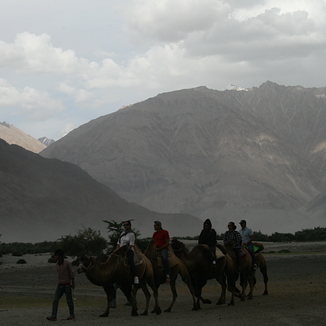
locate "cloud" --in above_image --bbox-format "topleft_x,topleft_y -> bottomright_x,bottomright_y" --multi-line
125,0 -> 230,42
0,32 -> 94,75
1,0 -> 326,139
58,82 -> 94,103
0,79 -> 65,120
61,122 -> 76,137
124,0 -> 326,65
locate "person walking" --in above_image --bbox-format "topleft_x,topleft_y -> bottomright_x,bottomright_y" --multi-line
239,220 -> 257,269
152,221 -> 170,283
47,249 -> 75,321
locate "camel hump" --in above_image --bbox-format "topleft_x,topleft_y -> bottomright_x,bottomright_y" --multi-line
167,252 -> 179,269
215,247 -> 225,259
216,243 -> 227,255
133,245 -> 145,265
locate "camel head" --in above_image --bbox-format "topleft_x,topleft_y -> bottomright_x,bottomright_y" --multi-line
171,238 -> 186,252
77,255 -> 96,274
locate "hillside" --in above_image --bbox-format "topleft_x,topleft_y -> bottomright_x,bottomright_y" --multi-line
0,122 -> 46,153
41,82 -> 326,234
0,139 -> 202,243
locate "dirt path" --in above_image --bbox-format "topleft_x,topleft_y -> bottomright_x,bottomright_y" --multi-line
0,244 -> 326,325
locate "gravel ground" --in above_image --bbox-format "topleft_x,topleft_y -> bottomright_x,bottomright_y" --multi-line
0,242 -> 325,325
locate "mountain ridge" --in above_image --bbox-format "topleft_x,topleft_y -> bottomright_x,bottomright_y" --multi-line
0,121 -> 46,153
41,82 -> 326,233
0,139 -> 202,243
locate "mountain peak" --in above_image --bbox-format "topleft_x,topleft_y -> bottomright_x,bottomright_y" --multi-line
225,84 -> 249,91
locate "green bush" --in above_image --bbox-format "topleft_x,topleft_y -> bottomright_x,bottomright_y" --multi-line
57,227 -> 107,258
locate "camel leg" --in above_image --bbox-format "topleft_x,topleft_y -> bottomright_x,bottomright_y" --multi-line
197,272 -> 212,305
246,271 -> 255,300
216,273 -> 227,305
131,284 -> 140,316
260,266 -> 269,295
101,285 -> 115,317
226,273 -> 236,305
147,277 -> 161,315
179,269 -> 199,311
139,283 -> 151,316
120,285 -> 137,316
164,275 -> 178,312
200,296 -> 212,304
239,273 -> 248,301
191,278 -> 203,310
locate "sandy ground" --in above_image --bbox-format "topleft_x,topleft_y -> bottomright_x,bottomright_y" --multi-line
0,242 -> 325,326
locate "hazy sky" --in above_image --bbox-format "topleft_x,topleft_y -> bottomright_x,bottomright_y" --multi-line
1,0 -> 326,140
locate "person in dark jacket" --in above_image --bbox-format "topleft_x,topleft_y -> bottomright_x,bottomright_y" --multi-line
198,219 -> 217,263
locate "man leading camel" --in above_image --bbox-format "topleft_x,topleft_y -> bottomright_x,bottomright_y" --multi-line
47,249 -> 75,321
152,221 -> 170,283
239,220 -> 257,269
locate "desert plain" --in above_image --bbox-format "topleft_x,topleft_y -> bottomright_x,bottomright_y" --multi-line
0,241 -> 325,326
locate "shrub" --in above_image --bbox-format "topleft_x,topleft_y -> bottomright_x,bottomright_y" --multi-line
48,256 -> 57,263
12,252 -> 23,257
57,227 -> 107,258
16,259 -> 27,264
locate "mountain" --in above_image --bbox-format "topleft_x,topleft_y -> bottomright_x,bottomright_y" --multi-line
0,139 -> 202,243
41,82 -> 326,234
0,122 -> 46,153
38,137 -> 56,147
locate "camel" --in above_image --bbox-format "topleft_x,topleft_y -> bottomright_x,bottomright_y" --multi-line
171,239 -> 231,308
252,242 -> 269,295
77,244 -> 161,317
217,242 -> 255,302
143,239 -> 199,312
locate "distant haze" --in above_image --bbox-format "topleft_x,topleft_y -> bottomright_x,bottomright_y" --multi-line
41,82 -> 326,235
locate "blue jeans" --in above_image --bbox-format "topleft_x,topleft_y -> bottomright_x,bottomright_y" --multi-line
161,248 -> 170,275
51,284 -> 74,318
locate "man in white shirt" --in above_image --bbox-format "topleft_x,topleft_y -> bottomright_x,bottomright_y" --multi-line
117,221 -> 139,284
239,220 -> 257,269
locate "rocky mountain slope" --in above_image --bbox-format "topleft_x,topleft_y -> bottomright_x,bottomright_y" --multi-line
41,82 -> 326,234
0,122 -> 46,153
0,139 -> 202,243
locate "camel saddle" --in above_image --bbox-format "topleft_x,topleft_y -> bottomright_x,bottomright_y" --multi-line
155,249 -> 177,269
121,248 -> 143,266
241,242 -> 264,258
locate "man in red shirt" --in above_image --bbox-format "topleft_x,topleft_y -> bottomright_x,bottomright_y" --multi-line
47,249 -> 75,321
152,221 -> 170,282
